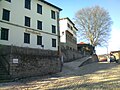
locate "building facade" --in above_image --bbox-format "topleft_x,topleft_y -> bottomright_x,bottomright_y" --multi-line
59,17 -> 78,50
77,42 -> 95,56
0,0 -> 63,79
0,0 -> 62,51
111,50 -> 120,60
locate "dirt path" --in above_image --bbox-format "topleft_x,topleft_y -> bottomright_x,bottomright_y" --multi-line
0,58 -> 120,90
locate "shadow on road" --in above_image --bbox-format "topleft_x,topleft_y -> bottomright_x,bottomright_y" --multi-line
53,78 -> 120,90
50,62 -> 120,90
0,60 -> 120,90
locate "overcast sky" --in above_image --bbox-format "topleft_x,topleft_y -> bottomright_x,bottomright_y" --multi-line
47,0 -> 120,55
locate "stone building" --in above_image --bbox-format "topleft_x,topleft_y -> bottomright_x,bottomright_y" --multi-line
77,42 -> 95,56
0,0 -> 62,79
59,17 -> 78,51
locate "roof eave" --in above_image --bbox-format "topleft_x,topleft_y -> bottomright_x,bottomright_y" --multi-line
39,0 -> 62,11
60,17 -> 78,31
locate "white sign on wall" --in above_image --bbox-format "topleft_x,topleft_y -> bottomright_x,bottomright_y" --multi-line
13,59 -> 18,63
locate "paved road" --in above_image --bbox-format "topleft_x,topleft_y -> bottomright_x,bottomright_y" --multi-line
0,58 -> 120,90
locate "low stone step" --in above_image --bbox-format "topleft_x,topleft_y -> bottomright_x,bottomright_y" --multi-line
0,75 -> 11,79
0,68 -> 5,71
0,67 -> 9,76
0,62 -> 12,82
0,65 -> 4,68
0,72 -> 8,75
0,75 -> 13,83
0,65 -> 3,67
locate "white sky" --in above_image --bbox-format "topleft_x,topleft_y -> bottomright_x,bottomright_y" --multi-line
96,27 -> 120,55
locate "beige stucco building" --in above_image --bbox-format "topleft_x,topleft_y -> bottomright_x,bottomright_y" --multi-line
111,50 -> 120,60
59,17 -> 78,50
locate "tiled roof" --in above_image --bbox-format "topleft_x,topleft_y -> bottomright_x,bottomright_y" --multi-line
78,42 -> 86,44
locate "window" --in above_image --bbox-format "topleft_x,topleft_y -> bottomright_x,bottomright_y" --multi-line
24,33 -> 30,44
52,25 -> 56,34
1,28 -> 9,41
25,16 -> 30,27
71,26 -> 73,30
25,0 -> 31,10
52,39 -> 56,47
67,23 -> 70,28
37,4 -> 42,14
5,0 -> 11,2
37,36 -> 42,45
2,9 -> 10,21
51,10 -> 56,19
37,20 -> 42,30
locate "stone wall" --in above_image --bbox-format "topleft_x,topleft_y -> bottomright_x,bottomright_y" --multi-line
61,49 -> 83,62
79,54 -> 99,67
0,45 -> 61,79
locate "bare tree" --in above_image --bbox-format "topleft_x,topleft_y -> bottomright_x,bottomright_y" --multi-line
75,6 -> 112,47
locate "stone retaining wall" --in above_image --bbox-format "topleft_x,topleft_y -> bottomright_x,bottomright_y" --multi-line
0,45 -> 61,79
61,49 -> 83,62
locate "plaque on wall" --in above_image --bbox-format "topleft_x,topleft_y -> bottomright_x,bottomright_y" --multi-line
13,59 -> 18,63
